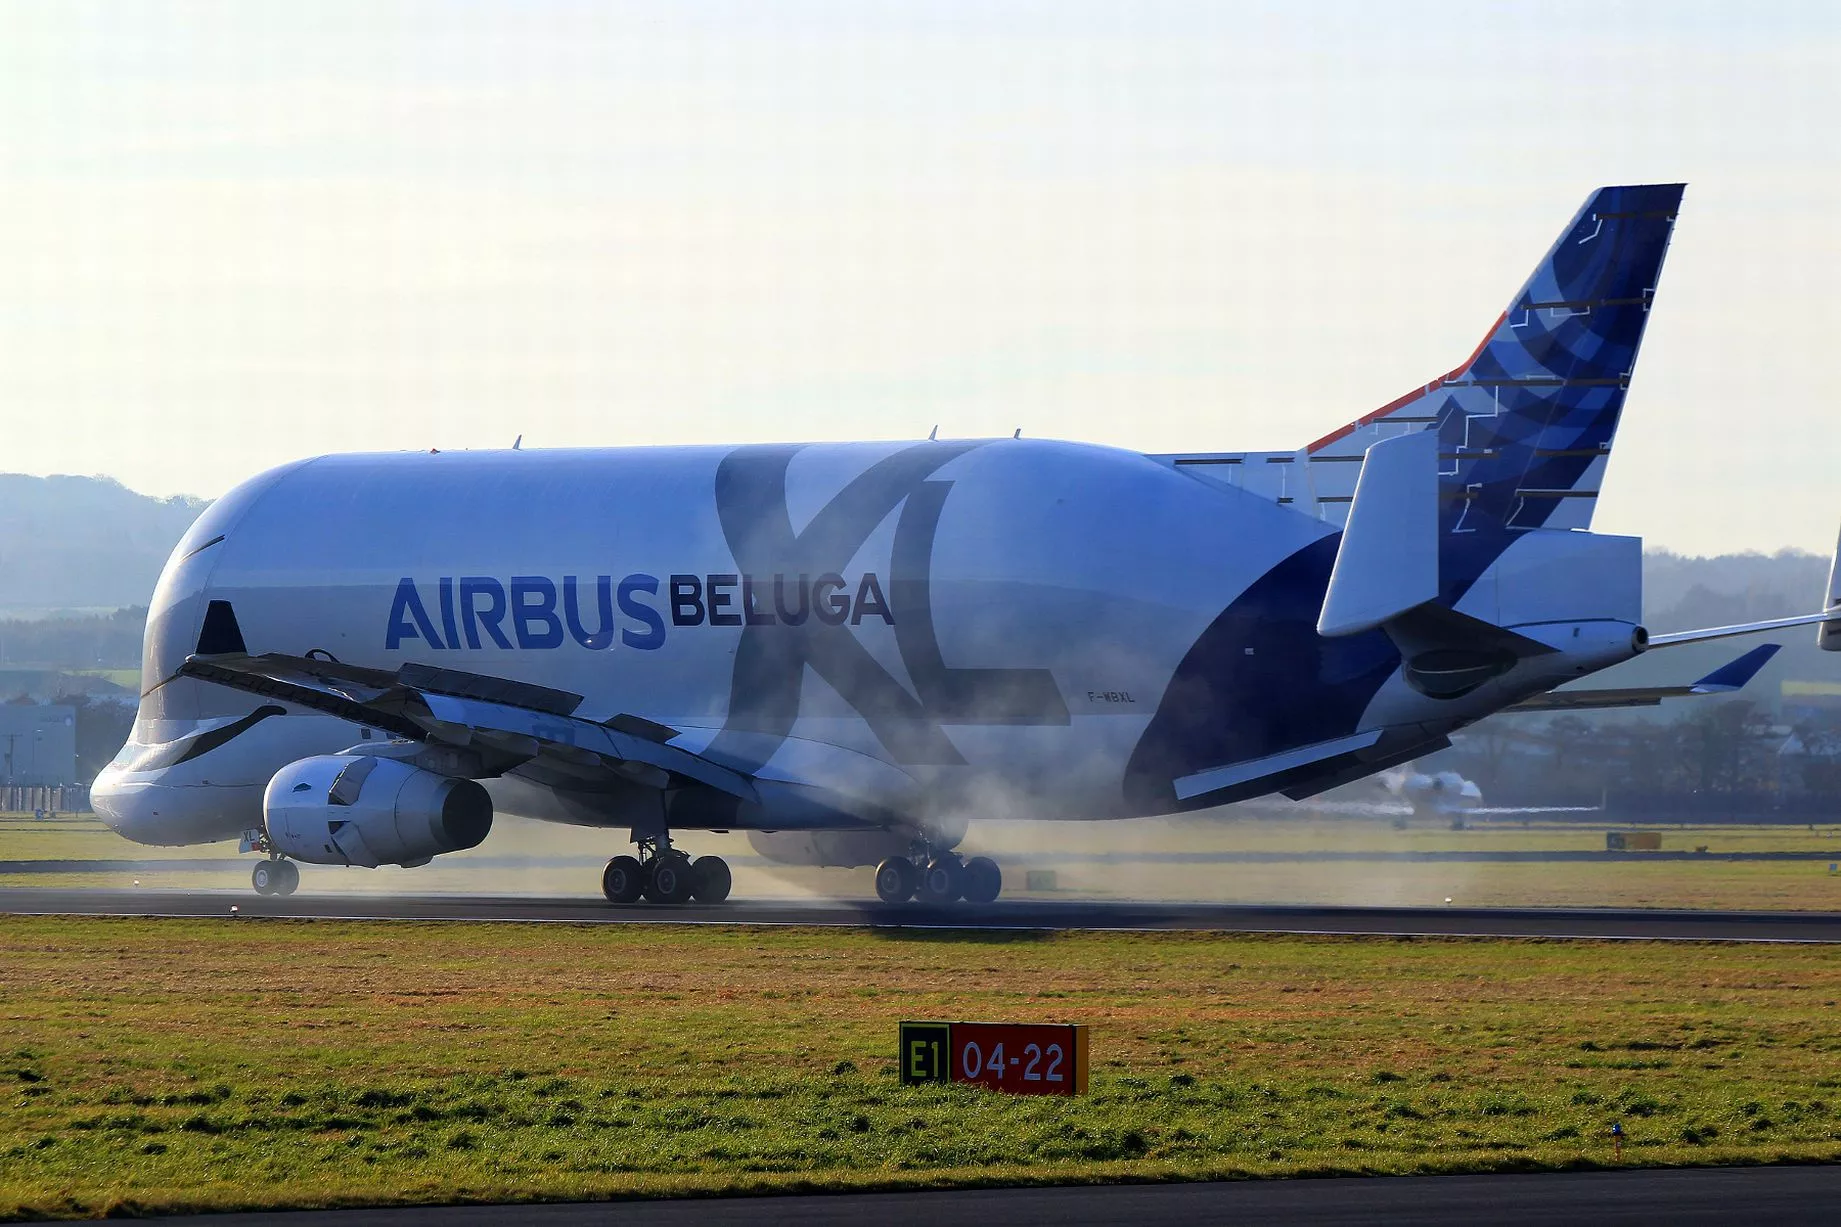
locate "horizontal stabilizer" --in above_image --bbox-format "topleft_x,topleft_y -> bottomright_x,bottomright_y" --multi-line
1502,643 -> 1781,713
1690,643 -> 1783,692
1655,520 -> 1841,651
1317,431 -> 1439,637
1648,612 -> 1841,649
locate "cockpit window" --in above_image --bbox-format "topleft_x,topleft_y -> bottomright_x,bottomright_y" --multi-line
138,458 -> 314,703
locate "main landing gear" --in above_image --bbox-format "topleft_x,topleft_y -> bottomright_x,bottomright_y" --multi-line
874,851 -> 1001,905
602,834 -> 731,906
251,857 -> 299,896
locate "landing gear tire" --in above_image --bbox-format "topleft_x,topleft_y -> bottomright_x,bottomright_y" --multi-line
271,859 -> 300,897
960,856 -> 1001,904
602,855 -> 646,904
874,856 -> 918,903
918,854 -> 964,904
690,855 -> 732,904
646,854 -> 696,905
251,861 -> 279,895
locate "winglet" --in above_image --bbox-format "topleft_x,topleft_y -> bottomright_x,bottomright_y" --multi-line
1689,643 -> 1782,694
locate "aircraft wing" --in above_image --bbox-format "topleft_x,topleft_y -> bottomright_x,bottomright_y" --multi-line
1499,643 -> 1781,713
177,652 -> 759,802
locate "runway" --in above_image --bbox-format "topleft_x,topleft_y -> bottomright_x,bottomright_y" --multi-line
132,1165 -> 1841,1226
4,886 -> 1840,941
8,845 -> 1841,876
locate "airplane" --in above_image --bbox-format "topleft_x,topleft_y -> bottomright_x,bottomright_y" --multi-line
1378,766 -> 1488,817
1241,764 -> 1492,821
1311,766 -> 1596,823
91,182 -> 1841,904
1312,644 -> 1788,821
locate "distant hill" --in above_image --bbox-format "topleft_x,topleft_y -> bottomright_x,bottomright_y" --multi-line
0,475 -> 205,615
1644,547 -> 1830,634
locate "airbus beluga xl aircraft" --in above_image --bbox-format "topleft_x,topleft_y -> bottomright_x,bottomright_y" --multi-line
94,183 -> 1841,904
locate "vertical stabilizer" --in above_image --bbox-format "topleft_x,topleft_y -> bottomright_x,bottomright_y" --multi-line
1306,184 -> 1684,550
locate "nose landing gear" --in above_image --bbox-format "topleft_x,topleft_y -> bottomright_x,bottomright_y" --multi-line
251,857 -> 299,896
243,827 -> 298,896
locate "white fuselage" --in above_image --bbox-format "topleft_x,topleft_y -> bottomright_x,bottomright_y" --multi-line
93,437 -> 1641,850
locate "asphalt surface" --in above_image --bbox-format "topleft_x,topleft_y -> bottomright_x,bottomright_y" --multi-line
138,1166 -> 1841,1225
10,846 -> 1841,875
5,887 -> 1841,940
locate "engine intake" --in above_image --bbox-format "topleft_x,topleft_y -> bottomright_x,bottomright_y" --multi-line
263,755 -> 492,868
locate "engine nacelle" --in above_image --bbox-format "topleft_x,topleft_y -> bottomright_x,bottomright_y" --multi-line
263,755 -> 493,868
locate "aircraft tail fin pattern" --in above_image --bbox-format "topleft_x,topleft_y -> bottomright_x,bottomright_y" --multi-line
1306,183 -> 1684,537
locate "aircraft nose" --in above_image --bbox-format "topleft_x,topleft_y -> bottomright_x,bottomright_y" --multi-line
92,770 -> 165,844
93,770 -> 248,847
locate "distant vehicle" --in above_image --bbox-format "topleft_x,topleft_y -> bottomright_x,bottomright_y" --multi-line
93,184 -> 1839,904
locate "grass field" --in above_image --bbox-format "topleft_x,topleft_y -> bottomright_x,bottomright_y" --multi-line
2,916 -> 1839,1219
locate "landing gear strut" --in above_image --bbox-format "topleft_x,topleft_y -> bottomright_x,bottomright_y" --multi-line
602,832 -> 730,906
874,848 -> 1002,905
251,858 -> 298,897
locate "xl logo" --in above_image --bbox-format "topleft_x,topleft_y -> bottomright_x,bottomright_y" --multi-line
708,442 -> 1068,769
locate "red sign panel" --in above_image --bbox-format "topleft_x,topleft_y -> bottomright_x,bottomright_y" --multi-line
946,1022 -> 1088,1095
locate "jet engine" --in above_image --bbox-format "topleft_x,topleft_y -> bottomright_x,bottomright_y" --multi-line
263,754 -> 492,868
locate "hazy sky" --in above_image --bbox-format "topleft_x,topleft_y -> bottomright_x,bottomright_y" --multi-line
2,2 -> 1835,554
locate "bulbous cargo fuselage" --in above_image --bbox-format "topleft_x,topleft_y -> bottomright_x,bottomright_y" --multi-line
96,437 -> 1372,844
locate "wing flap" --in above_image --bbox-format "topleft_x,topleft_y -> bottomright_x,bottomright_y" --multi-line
178,652 -> 758,803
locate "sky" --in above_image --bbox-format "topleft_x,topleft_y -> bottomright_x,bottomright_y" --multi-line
1,1 -> 1836,554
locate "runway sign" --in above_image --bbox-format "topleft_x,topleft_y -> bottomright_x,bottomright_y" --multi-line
899,1020 -> 1088,1095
